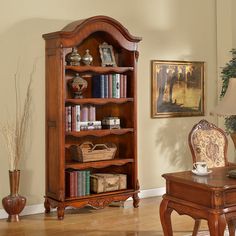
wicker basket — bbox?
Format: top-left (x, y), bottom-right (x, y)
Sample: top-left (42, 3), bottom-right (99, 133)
top-left (69, 142), bottom-right (117, 162)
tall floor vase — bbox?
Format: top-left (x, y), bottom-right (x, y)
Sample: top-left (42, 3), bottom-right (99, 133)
top-left (2, 170), bottom-right (26, 222)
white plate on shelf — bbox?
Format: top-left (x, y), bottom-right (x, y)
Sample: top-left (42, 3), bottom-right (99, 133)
top-left (191, 169), bottom-right (212, 176)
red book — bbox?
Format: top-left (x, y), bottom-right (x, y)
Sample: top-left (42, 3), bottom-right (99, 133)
top-left (72, 106), bottom-right (76, 131)
top-left (123, 75), bottom-right (127, 98)
top-left (65, 169), bottom-right (76, 198)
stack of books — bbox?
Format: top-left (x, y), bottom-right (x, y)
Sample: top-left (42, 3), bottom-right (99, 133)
top-left (92, 74), bottom-right (127, 98)
top-left (65, 169), bottom-right (90, 197)
top-left (65, 105), bottom-right (101, 132)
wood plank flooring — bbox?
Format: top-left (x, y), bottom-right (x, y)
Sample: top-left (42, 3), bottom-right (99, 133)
top-left (0, 197), bottom-right (208, 236)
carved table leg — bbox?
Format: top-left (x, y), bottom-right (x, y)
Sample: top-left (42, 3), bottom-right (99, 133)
top-left (159, 198), bottom-right (173, 236)
top-left (57, 204), bottom-right (65, 220)
top-left (44, 198), bottom-right (51, 214)
top-left (208, 213), bottom-right (226, 236)
top-left (192, 219), bottom-right (201, 236)
top-left (133, 193), bottom-right (140, 208)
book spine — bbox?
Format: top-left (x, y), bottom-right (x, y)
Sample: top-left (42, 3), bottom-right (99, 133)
top-left (108, 74), bottom-right (113, 98)
top-left (112, 74), bottom-right (116, 98)
top-left (92, 75), bottom-right (101, 98)
top-left (86, 171), bottom-right (90, 195)
top-left (71, 106), bottom-right (76, 132)
top-left (75, 105), bottom-right (80, 131)
top-left (88, 105), bottom-right (96, 121)
top-left (120, 74), bottom-right (124, 98)
top-left (104, 75), bottom-right (109, 98)
top-left (82, 171), bottom-right (86, 196)
top-left (77, 171), bottom-right (83, 197)
top-left (123, 74), bottom-right (127, 98)
top-left (74, 170), bottom-right (78, 197)
top-left (100, 75), bottom-right (105, 98)
top-left (115, 74), bottom-right (120, 98)
top-left (67, 106), bottom-right (72, 131)
top-left (81, 105), bottom-right (88, 122)
top-left (65, 170), bottom-right (75, 198)
top-left (65, 107), bottom-right (69, 132)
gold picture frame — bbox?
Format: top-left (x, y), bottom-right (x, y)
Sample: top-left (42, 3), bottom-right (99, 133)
top-left (99, 42), bottom-right (116, 67)
top-left (151, 60), bottom-right (205, 118)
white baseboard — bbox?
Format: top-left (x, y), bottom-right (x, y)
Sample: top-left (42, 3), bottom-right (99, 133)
top-left (0, 203), bottom-right (45, 220)
top-left (0, 187), bottom-right (166, 219)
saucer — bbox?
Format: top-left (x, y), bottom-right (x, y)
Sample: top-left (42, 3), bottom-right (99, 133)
top-left (191, 169), bottom-right (212, 176)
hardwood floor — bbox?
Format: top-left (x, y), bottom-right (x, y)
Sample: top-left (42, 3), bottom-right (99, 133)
top-left (0, 197), bottom-right (208, 236)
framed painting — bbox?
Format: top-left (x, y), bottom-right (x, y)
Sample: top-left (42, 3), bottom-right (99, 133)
top-left (151, 60), bottom-right (205, 118)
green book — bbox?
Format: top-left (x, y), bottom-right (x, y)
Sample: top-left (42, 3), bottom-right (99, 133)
top-left (85, 171), bottom-right (90, 195)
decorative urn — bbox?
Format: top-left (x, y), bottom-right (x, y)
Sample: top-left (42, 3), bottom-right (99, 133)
top-left (82, 49), bottom-right (93, 65)
top-left (65, 47), bottom-right (81, 66)
top-left (70, 73), bottom-right (88, 98)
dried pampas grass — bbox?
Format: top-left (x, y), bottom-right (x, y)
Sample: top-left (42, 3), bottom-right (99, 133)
top-left (1, 64), bottom-right (35, 171)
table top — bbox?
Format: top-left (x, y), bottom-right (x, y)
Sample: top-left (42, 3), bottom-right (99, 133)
top-left (162, 166), bottom-right (236, 190)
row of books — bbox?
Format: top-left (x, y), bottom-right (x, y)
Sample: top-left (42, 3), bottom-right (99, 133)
top-left (65, 105), bottom-right (101, 132)
top-left (92, 74), bottom-right (127, 98)
top-left (65, 169), bottom-right (90, 198)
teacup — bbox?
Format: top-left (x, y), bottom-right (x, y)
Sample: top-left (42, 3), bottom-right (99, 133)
top-left (193, 161), bottom-right (208, 174)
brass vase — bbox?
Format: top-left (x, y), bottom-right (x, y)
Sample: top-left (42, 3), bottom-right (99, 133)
top-left (2, 170), bottom-right (26, 222)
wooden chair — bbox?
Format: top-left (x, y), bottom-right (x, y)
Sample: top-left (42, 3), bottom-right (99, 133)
top-left (188, 119), bottom-right (235, 236)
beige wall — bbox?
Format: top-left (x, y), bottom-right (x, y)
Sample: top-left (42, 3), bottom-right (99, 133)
top-left (0, 0), bottom-right (230, 207)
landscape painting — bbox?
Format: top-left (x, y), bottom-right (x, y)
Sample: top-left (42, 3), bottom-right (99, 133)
top-left (151, 60), bottom-right (204, 118)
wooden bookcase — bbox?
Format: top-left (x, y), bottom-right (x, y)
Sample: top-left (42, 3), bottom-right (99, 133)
top-left (42, 16), bottom-right (142, 220)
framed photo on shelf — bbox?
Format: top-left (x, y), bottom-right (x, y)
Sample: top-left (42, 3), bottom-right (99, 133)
top-left (99, 42), bottom-right (116, 67)
top-left (151, 60), bottom-right (205, 118)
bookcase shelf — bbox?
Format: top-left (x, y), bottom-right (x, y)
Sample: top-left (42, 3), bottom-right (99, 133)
top-left (65, 65), bottom-right (134, 74)
top-left (65, 97), bottom-right (134, 105)
top-left (65, 158), bottom-right (134, 170)
top-left (65, 188), bottom-right (135, 201)
top-left (66, 128), bottom-right (134, 138)
top-left (43, 15), bottom-right (141, 220)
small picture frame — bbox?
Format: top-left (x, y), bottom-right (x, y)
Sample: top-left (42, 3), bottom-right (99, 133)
top-left (99, 42), bottom-right (116, 67)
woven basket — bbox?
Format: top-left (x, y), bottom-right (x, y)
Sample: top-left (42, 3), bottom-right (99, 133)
top-left (70, 142), bottom-right (117, 162)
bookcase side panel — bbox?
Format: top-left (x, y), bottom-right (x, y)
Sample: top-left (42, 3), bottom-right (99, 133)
top-left (45, 47), bottom-right (65, 201)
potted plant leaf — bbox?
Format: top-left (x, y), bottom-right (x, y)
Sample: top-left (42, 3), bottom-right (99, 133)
top-left (220, 49), bottom-right (236, 147)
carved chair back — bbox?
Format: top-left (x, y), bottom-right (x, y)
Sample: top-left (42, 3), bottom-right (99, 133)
top-left (188, 119), bottom-right (228, 168)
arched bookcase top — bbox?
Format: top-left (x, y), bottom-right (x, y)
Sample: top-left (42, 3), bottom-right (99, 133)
top-left (43, 15), bottom-right (142, 51)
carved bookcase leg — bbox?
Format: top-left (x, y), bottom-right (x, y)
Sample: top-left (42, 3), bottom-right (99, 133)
top-left (44, 198), bottom-right (51, 214)
top-left (133, 179), bottom-right (140, 208)
top-left (133, 193), bottom-right (140, 208)
top-left (57, 204), bottom-right (65, 220)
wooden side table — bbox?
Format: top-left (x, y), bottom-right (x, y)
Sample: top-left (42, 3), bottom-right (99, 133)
top-left (160, 167), bottom-right (236, 236)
